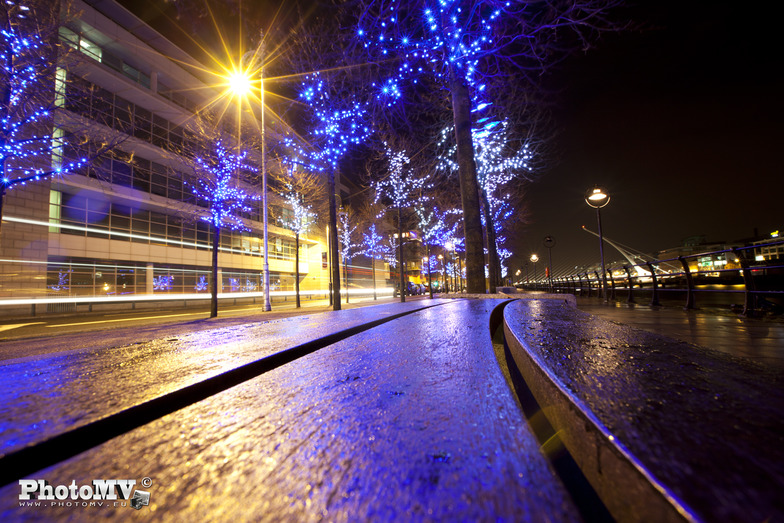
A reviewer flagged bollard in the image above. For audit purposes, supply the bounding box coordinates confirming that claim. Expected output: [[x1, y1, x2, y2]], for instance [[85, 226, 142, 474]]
[[624, 266, 636, 304], [678, 256, 696, 310], [647, 262, 661, 306], [609, 270, 616, 300], [732, 247, 757, 317]]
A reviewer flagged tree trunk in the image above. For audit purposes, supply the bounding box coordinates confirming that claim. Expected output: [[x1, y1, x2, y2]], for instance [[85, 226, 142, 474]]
[[328, 167, 341, 310], [449, 68, 486, 294], [0, 184, 6, 238], [0, 154, 7, 238], [398, 205, 405, 303], [426, 241, 433, 299], [481, 187, 500, 292], [344, 258, 349, 303], [371, 255, 377, 300], [295, 232, 301, 308], [210, 224, 220, 318]]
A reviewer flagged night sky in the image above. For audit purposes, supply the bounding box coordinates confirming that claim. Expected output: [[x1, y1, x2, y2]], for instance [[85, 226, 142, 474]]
[[516, 1, 784, 276]]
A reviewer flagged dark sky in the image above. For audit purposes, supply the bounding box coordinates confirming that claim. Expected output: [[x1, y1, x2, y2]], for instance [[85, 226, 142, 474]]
[[516, 1, 784, 276]]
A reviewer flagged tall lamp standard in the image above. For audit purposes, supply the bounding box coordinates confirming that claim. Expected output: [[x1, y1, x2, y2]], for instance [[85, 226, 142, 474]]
[[585, 186, 610, 302], [543, 235, 556, 292], [530, 254, 539, 289], [228, 46, 271, 312], [445, 241, 455, 293], [438, 254, 445, 292], [457, 255, 463, 293]]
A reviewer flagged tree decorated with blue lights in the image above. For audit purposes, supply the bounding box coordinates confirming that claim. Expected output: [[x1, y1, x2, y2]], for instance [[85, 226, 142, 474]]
[[0, 1, 119, 236], [414, 203, 461, 298], [271, 163, 324, 308], [384, 234, 399, 270], [438, 115, 536, 287], [353, 0, 621, 292], [337, 205, 359, 303], [371, 143, 432, 302], [289, 73, 372, 310], [187, 139, 257, 318], [360, 222, 385, 300]]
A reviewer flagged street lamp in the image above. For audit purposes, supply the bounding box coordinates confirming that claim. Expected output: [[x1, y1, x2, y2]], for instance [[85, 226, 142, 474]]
[[457, 255, 463, 293], [530, 254, 539, 288], [585, 186, 610, 302], [437, 254, 444, 292], [445, 241, 455, 293], [543, 235, 556, 292], [228, 48, 271, 312]]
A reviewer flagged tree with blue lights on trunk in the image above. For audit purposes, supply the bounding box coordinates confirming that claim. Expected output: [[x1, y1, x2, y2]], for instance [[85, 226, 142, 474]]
[[187, 139, 257, 318], [353, 0, 621, 293], [0, 0, 121, 237], [438, 116, 537, 287], [290, 74, 372, 311], [271, 163, 324, 308], [360, 222, 385, 300], [371, 143, 431, 302], [337, 205, 359, 303], [415, 203, 461, 298]]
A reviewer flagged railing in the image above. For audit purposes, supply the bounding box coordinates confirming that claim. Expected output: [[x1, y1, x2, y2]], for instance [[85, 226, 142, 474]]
[[519, 239, 784, 316]]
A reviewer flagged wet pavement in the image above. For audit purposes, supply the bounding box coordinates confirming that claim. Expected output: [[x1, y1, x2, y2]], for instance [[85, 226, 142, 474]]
[[0, 300, 447, 457], [575, 297, 784, 369], [504, 299, 784, 522], [0, 299, 579, 522], [3, 292, 781, 521]]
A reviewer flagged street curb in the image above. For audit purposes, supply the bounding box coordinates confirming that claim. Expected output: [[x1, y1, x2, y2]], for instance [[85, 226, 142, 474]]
[[502, 300, 699, 523]]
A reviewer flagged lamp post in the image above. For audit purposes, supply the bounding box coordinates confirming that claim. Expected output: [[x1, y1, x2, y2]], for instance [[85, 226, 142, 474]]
[[259, 52, 271, 312], [326, 224, 332, 305], [445, 241, 454, 293], [457, 255, 463, 293], [543, 235, 556, 292], [438, 254, 444, 292], [585, 186, 610, 302], [229, 44, 271, 312], [530, 254, 539, 289]]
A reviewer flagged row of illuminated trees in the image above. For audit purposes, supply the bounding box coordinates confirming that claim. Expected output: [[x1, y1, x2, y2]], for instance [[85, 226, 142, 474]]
[[1, 0, 622, 315]]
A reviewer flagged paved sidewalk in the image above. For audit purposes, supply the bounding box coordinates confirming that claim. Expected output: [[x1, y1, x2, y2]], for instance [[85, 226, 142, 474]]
[[1, 298, 580, 521], [504, 299, 784, 522], [575, 297, 784, 368]]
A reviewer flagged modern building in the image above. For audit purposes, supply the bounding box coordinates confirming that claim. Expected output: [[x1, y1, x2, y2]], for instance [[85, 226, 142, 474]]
[[0, 0, 388, 317], [752, 231, 783, 262]]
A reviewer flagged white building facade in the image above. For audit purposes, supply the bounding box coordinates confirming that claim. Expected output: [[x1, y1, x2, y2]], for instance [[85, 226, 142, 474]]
[[0, 0, 335, 316]]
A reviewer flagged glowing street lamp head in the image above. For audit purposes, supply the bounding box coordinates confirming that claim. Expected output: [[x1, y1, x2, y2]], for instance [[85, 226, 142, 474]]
[[585, 186, 610, 208], [228, 70, 253, 96], [530, 254, 539, 263]]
